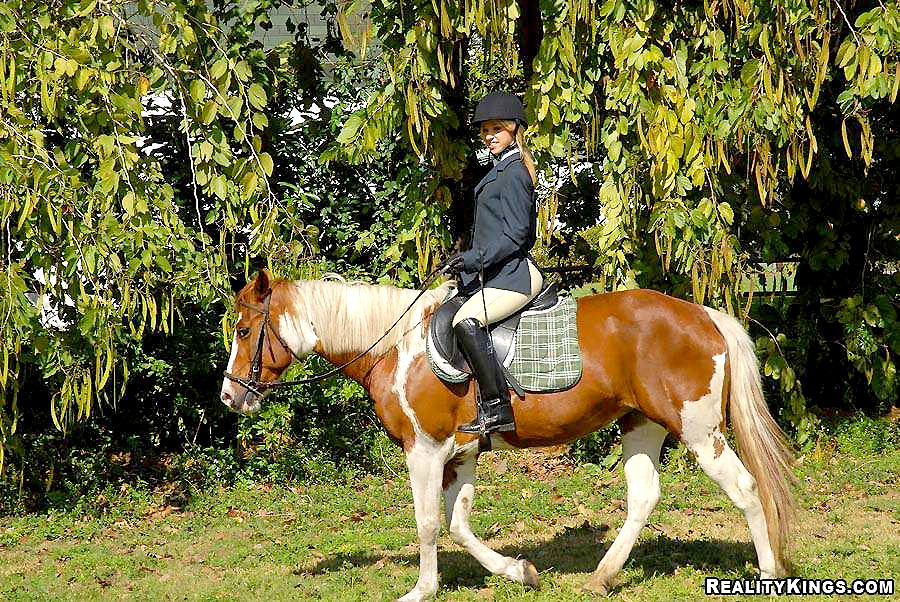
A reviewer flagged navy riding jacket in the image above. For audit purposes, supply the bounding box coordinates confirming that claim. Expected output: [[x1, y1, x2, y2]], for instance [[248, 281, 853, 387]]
[[458, 148, 538, 295]]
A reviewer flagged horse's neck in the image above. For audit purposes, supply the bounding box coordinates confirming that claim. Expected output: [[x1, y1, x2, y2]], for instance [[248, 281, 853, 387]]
[[289, 279, 443, 365], [316, 348, 385, 387]]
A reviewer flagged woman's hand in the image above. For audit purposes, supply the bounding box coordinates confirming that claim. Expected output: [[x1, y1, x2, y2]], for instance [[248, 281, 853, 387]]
[[443, 253, 466, 275]]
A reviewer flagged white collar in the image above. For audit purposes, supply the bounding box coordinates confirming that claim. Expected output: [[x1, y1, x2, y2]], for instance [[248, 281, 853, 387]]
[[492, 146, 520, 164]]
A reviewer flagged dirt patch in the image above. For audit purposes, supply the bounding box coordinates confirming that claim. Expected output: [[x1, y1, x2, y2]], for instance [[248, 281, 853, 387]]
[[887, 406, 900, 423], [483, 446, 576, 482]]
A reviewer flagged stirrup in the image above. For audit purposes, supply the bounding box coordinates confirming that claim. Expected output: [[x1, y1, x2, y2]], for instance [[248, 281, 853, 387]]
[[456, 418, 483, 435], [457, 398, 516, 436], [456, 417, 516, 436]]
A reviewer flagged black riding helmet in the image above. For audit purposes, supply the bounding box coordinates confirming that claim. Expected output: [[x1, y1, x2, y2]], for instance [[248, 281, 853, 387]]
[[472, 93, 527, 126]]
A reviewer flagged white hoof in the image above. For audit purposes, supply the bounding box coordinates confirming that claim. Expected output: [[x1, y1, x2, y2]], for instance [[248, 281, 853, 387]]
[[396, 586, 435, 602]]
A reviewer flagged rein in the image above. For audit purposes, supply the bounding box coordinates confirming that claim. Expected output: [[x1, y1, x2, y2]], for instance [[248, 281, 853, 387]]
[[223, 265, 452, 394]]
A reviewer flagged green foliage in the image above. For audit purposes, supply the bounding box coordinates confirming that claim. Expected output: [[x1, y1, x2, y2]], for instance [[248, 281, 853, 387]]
[[742, 87, 899, 422], [334, 0, 899, 296], [0, 0, 443, 500], [0, 304, 235, 512], [331, 0, 898, 430], [754, 327, 816, 446], [0, 0, 299, 460], [568, 422, 621, 468], [241, 356, 394, 479], [828, 413, 900, 456], [0, 300, 395, 512], [836, 295, 898, 404]]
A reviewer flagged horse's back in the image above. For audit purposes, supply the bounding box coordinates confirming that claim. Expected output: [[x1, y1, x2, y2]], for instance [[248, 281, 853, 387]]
[[574, 288, 722, 344], [572, 288, 728, 426], [575, 287, 709, 321]]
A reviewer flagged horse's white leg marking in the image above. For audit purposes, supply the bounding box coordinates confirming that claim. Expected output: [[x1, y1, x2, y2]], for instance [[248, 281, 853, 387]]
[[680, 353, 777, 578], [400, 436, 454, 602], [442, 447, 539, 587], [586, 419, 667, 593], [689, 435, 777, 577], [392, 308, 455, 602], [441, 443, 478, 528]]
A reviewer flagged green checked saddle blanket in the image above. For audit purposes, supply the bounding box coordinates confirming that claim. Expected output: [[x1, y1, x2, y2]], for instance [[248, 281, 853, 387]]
[[425, 294, 582, 393]]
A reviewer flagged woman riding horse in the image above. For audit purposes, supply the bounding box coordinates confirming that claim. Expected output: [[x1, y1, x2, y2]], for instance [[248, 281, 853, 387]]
[[219, 96, 796, 602], [445, 93, 544, 438]]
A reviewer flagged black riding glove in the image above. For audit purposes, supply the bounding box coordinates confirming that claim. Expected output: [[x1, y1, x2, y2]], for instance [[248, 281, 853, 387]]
[[443, 253, 466, 276]]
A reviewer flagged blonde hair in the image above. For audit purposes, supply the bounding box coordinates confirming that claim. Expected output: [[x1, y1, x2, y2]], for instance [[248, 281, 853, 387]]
[[501, 120, 537, 184]]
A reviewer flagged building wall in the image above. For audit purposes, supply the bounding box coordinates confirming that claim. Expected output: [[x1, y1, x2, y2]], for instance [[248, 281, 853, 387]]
[[252, 4, 330, 49]]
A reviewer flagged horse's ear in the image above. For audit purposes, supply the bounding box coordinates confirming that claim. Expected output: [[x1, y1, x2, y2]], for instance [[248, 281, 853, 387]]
[[253, 269, 273, 299]]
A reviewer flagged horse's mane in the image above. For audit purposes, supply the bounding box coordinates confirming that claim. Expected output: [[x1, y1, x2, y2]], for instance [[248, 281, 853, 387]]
[[281, 277, 454, 357]]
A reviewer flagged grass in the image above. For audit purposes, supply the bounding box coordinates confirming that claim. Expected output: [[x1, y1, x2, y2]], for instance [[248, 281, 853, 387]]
[[0, 419, 897, 601]]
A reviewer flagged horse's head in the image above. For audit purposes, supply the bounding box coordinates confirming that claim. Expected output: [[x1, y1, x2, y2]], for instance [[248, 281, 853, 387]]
[[220, 269, 317, 413]]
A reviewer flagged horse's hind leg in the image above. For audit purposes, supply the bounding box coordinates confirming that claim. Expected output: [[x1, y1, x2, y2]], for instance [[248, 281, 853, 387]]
[[442, 446, 540, 589], [681, 430, 779, 578], [583, 415, 668, 595]]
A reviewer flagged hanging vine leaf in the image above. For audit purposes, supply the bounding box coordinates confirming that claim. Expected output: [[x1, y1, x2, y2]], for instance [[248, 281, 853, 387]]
[[0, 0, 286, 456]]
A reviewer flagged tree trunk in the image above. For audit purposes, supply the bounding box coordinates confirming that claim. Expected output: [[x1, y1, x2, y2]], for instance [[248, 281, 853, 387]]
[[445, 36, 484, 249], [517, 0, 543, 81]]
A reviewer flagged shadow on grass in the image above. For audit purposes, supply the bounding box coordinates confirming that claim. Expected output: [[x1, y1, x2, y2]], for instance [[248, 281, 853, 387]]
[[301, 521, 757, 590]]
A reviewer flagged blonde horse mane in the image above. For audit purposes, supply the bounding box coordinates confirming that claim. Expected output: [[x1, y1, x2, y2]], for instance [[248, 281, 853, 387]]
[[282, 278, 453, 357]]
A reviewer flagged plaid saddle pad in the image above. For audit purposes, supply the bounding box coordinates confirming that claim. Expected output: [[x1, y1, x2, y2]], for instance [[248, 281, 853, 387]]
[[426, 295, 582, 392]]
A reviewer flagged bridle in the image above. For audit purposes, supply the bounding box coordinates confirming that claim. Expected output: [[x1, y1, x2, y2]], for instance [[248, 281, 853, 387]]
[[223, 292, 303, 396], [223, 264, 452, 395]]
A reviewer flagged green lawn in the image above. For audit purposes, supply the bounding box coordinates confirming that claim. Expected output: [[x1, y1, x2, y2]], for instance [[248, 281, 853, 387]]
[[1, 432, 897, 601]]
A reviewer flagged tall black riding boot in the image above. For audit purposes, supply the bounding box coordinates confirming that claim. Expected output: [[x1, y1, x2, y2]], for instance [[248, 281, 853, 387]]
[[454, 318, 516, 435]]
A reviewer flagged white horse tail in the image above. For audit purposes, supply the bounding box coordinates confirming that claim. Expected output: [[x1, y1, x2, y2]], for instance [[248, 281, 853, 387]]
[[704, 307, 797, 575]]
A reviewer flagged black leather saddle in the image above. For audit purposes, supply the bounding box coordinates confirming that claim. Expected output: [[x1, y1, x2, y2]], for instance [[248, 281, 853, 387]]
[[428, 282, 559, 375]]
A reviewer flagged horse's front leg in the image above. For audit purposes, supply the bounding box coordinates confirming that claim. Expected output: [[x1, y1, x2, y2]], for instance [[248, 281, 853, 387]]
[[398, 436, 455, 602], [442, 446, 540, 588]]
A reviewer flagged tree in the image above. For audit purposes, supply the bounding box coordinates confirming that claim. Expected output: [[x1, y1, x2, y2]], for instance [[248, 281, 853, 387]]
[[0, 0, 296, 466], [333, 0, 899, 433], [745, 82, 899, 419], [1, 0, 424, 502]]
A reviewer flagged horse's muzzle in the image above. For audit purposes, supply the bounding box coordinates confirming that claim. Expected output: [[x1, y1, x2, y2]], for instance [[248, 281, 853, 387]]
[[221, 389, 261, 414]]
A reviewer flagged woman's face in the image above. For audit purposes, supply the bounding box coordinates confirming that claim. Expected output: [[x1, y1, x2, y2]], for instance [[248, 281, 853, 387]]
[[480, 120, 514, 156]]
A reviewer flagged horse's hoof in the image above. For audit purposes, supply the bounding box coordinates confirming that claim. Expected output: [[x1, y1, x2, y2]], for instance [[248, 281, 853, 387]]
[[579, 581, 609, 596], [521, 559, 540, 589], [579, 573, 620, 596]]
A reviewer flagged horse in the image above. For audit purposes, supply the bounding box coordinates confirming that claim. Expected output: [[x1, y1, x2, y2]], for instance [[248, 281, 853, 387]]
[[219, 269, 796, 601]]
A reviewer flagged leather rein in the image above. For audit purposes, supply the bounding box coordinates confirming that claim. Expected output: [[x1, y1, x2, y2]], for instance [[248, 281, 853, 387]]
[[222, 265, 451, 395]]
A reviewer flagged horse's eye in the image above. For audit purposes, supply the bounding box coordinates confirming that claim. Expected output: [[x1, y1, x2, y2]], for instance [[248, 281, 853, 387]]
[[237, 327, 251, 339]]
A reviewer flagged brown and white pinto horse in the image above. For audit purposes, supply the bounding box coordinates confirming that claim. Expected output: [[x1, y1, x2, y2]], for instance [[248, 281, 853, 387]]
[[219, 269, 796, 601]]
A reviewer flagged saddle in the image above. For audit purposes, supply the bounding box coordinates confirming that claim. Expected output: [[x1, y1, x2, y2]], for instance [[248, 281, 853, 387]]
[[428, 282, 559, 376]]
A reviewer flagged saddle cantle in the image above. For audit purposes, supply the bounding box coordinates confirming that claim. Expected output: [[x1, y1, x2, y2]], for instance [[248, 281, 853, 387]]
[[428, 283, 558, 376]]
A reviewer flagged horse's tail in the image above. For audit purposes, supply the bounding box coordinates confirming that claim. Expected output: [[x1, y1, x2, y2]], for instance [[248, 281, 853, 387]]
[[703, 307, 797, 575]]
